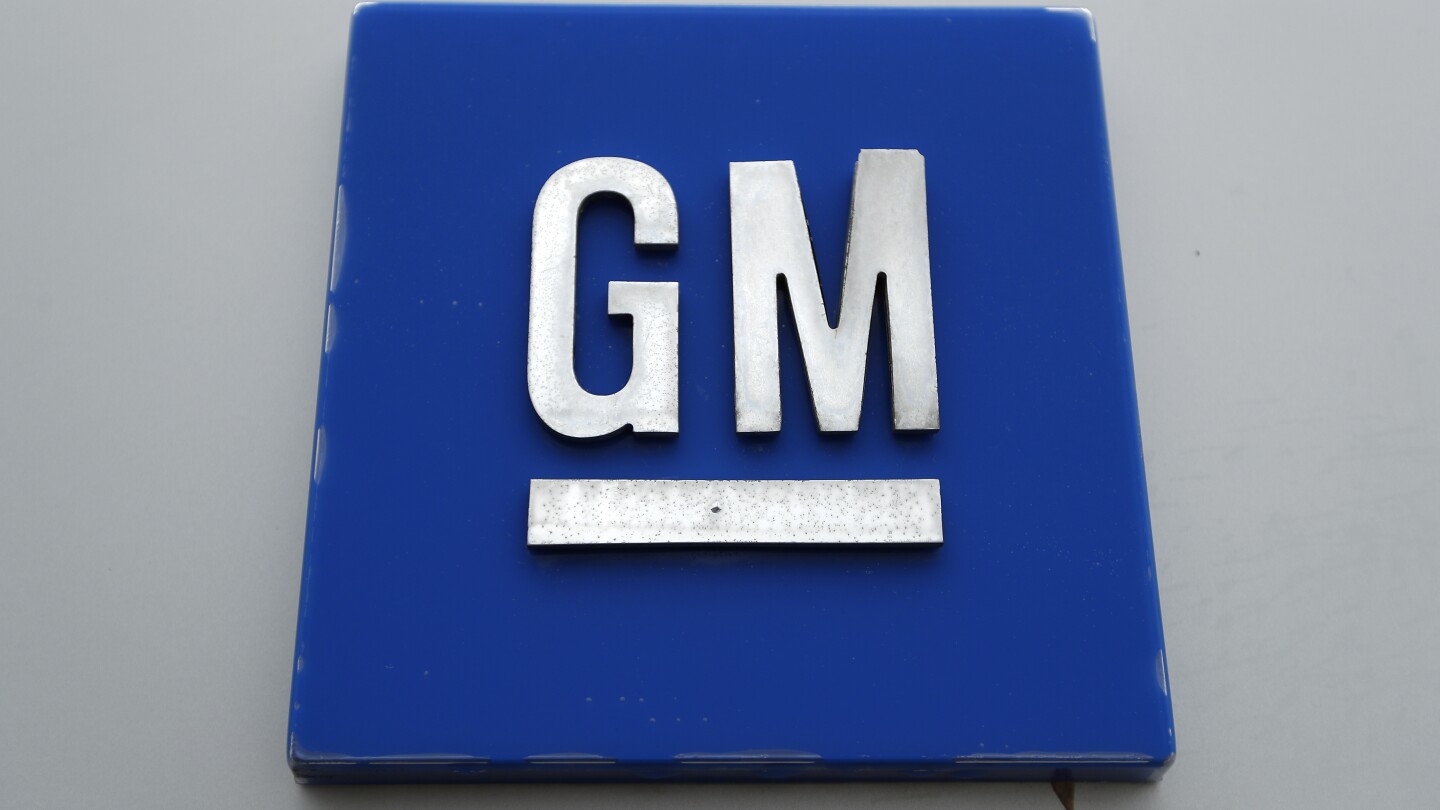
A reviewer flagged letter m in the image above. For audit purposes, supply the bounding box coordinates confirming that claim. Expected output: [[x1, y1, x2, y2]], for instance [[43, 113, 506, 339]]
[[730, 149, 940, 433]]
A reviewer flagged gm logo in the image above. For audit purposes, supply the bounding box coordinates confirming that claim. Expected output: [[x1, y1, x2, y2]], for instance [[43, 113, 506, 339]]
[[291, 5, 1173, 785], [525, 151, 943, 548]]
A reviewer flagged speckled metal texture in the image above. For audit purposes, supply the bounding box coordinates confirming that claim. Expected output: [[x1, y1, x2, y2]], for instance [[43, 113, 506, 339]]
[[290, 4, 1174, 785], [731, 151, 939, 433], [528, 157, 680, 438], [527, 479, 943, 546]]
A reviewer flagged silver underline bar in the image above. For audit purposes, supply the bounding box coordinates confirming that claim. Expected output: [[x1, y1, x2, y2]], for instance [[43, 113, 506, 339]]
[[527, 479, 942, 547]]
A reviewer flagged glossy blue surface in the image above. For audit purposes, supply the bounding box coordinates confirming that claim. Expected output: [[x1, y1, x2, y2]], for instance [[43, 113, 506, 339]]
[[289, 4, 1173, 783]]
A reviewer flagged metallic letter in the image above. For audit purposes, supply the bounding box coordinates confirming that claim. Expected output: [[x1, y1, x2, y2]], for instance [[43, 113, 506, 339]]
[[730, 150, 939, 433], [528, 158, 679, 438]]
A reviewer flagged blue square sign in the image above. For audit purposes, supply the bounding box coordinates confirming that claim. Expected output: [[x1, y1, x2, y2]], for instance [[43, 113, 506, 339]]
[[289, 3, 1174, 783]]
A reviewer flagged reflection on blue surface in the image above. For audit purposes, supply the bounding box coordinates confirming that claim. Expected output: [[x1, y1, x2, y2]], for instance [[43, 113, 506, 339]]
[[289, 4, 1174, 783]]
